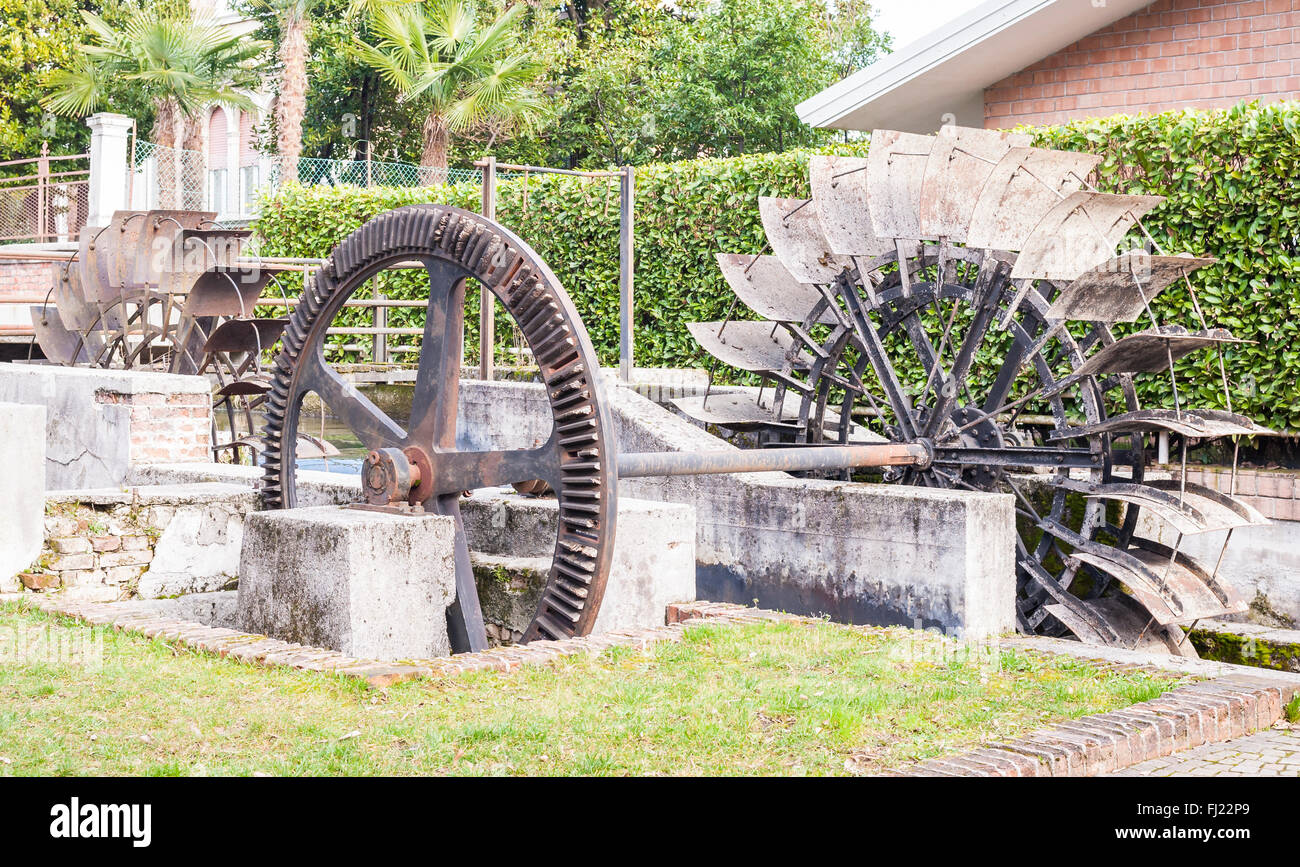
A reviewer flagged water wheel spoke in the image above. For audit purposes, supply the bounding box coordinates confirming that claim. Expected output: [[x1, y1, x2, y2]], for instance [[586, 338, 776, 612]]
[[431, 497, 489, 654], [924, 259, 1007, 435]]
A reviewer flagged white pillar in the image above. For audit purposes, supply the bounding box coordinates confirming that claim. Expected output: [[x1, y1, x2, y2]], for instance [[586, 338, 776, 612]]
[[85, 112, 134, 228]]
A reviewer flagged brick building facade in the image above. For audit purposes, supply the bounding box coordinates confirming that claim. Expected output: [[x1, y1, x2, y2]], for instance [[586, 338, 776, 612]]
[[985, 0, 1300, 128]]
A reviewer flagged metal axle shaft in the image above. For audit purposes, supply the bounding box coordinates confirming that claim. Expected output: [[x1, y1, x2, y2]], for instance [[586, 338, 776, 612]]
[[616, 442, 930, 479]]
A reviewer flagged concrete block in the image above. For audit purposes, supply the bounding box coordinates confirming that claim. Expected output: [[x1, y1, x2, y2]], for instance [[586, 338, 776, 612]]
[[457, 379, 1017, 640], [125, 590, 240, 630], [238, 506, 458, 660], [462, 492, 696, 635], [0, 402, 45, 592], [137, 485, 256, 598], [0, 363, 210, 489]]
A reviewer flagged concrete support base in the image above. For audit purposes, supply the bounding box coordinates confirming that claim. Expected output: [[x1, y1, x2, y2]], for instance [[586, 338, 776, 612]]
[[462, 491, 696, 639], [0, 402, 45, 591], [238, 506, 458, 660], [457, 378, 1018, 641]]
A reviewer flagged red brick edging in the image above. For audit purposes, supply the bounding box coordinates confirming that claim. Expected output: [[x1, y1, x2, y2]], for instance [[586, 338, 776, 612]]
[[899, 674, 1299, 777]]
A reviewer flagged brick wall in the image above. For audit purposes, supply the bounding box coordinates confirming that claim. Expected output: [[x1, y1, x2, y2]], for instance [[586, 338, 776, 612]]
[[985, 0, 1300, 128], [20, 501, 162, 595], [1184, 465, 1299, 520], [94, 388, 212, 465], [0, 259, 54, 334]]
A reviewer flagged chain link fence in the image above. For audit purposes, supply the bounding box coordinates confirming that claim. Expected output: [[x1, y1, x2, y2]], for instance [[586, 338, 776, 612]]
[[131, 140, 209, 212], [130, 141, 483, 217], [281, 157, 481, 189]]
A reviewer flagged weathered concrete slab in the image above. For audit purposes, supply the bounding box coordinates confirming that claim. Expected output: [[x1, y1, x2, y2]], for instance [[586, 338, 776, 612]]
[[0, 362, 211, 489], [122, 589, 240, 629], [0, 402, 45, 591], [462, 491, 696, 638], [130, 463, 361, 508], [458, 378, 1018, 640], [238, 506, 458, 660]]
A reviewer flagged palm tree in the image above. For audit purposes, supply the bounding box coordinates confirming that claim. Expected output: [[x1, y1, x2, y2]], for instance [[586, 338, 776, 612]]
[[352, 1, 543, 174], [260, 0, 312, 183], [44, 9, 268, 146]]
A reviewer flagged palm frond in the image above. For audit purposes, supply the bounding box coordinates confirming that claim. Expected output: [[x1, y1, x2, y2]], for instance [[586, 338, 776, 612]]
[[41, 60, 107, 117], [42, 6, 271, 121], [350, 36, 417, 93], [453, 3, 523, 68]]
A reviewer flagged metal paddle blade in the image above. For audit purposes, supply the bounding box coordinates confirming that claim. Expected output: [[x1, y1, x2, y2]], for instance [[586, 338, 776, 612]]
[[758, 196, 851, 285], [1045, 252, 1216, 322], [808, 155, 892, 258], [714, 253, 838, 324], [201, 317, 288, 354], [918, 126, 1031, 242], [686, 320, 811, 374], [966, 147, 1102, 251], [1073, 326, 1240, 376], [31, 304, 88, 364], [1011, 191, 1166, 281], [1050, 408, 1272, 440]]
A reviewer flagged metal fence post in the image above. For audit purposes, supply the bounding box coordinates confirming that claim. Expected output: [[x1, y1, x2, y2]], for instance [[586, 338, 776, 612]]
[[478, 156, 497, 381], [619, 165, 635, 382], [37, 142, 49, 242], [374, 292, 388, 363]]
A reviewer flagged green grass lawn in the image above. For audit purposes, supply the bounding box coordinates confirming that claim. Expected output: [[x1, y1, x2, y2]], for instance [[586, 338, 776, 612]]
[[0, 600, 1184, 776]]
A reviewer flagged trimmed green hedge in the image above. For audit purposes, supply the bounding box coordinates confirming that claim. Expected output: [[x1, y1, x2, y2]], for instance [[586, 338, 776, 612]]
[[253, 101, 1300, 430]]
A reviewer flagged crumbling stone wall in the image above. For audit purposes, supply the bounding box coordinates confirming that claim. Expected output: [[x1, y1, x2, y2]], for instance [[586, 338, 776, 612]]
[[18, 484, 255, 601], [22, 499, 159, 595]]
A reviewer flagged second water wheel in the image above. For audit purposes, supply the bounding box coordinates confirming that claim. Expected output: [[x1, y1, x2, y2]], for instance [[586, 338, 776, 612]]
[[681, 125, 1271, 654]]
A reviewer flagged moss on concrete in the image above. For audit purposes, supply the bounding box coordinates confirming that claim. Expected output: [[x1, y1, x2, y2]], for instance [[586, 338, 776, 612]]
[[1189, 627, 1300, 673]]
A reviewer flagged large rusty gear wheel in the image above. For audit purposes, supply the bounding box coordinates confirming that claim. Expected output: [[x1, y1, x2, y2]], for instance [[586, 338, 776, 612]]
[[259, 204, 618, 652], [683, 126, 1272, 654]]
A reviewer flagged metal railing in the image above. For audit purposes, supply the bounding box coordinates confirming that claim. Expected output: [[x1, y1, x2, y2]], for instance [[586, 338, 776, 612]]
[[0, 144, 90, 243]]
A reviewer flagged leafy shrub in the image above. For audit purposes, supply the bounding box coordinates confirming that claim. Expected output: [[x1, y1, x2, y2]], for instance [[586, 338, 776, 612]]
[[254, 101, 1300, 430]]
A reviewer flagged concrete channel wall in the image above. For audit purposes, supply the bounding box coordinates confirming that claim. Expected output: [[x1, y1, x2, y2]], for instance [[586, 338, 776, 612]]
[[0, 363, 211, 489], [458, 377, 1017, 640]]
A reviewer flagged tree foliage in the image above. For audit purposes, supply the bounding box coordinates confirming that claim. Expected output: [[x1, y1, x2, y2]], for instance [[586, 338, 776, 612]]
[[651, 0, 837, 159], [41, 4, 268, 148], [257, 0, 888, 170], [0, 0, 148, 163], [350, 0, 544, 170]]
